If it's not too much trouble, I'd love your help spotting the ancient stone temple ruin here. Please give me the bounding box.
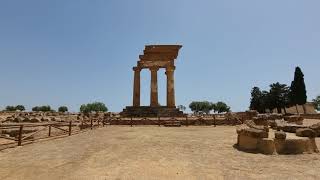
[121,45,185,117]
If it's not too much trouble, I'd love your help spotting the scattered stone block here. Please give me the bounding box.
[284,115,304,125]
[257,138,275,155]
[253,117,269,126]
[309,123,320,137]
[275,131,286,140]
[275,138,318,154]
[275,119,307,133]
[296,128,316,138]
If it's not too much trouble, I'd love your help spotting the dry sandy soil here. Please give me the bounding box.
[1,126,320,180]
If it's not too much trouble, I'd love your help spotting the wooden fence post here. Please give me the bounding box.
[130,117,133,127]
[98,119,100,126]
[213,115,216,127]
[18,125,23,146]
[69,121,72,136]
[91,119,93,130]
[186,116,189,127]
[48,125,51,137]
[102,119,105,127]
[158,116,161,127]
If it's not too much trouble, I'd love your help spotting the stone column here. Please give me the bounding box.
[150,67,159,107]
[166,66,176,108]
[133,67,141,107]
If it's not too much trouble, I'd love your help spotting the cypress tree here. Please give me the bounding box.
[289,67,307,114]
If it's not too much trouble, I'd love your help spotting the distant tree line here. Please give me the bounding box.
[1,102,109,113]
[250,67,308,114]
[5,105,25,111]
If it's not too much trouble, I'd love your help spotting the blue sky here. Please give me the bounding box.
[0,0,319,112]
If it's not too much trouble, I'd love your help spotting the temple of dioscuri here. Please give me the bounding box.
[120,45,185,117]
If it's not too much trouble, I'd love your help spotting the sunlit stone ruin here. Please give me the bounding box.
[236,114,320,154]
[121,45,185,117]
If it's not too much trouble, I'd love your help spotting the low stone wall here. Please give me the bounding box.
[108,118,241,126]
[235,111,258,121]
[302,114,320,120]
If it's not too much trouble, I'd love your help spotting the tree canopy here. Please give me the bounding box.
[250,87,264,113]
[5,105,25,111]
[80,102,108,113]
[189,101,213,114]
[250,67,308,114]
[269,82,290,113]
[177,105,186,112]
[213,101,231,113]
[249,83,290,113]
[32,105,52,112]
[313,96,320,111]
[58,106,68,113]
[189,101,230,114]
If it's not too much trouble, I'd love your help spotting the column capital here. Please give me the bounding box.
[166,66,176,72]
[133,67,141,72]
[149,66,159,72]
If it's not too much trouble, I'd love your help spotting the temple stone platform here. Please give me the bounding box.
[120,106,185,117]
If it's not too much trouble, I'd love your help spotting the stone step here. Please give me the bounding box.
[120,106,185,117]
[163,121,181,127]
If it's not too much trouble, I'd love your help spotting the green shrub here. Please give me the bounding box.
[58,106,68,113]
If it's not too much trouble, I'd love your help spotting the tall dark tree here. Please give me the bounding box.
[250,87,264,113]
[261,90,273,113]
[269,82,290,113]
[290,67,307,114]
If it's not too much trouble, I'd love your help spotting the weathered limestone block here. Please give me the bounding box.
[6,117,14,122]
[257,138,275,155]
[236,124,270,153]
[237,134,259,150]
[269,113,283,120]
[253,117,269,126]
[13,117,23,123]
[237,124,268,138]
[275,119,307,133]
[244,120,269,132]
[284,115,304,125]
[309,123,320,137]
[41,117,50,122]
[296,128,316,138]
[23,117,30,122]
[275,131,286,140]
[29,118,41,123]
[274,138,319,154]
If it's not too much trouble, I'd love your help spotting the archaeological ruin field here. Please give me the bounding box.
[1,125,320,180]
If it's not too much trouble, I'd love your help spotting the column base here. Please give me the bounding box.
[120,106,185,117]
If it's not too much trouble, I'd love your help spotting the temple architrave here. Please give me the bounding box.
[120,45,185,117]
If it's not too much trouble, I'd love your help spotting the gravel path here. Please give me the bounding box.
[0,126,320,180]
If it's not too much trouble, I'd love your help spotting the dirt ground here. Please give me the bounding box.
[1,126,320,180]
